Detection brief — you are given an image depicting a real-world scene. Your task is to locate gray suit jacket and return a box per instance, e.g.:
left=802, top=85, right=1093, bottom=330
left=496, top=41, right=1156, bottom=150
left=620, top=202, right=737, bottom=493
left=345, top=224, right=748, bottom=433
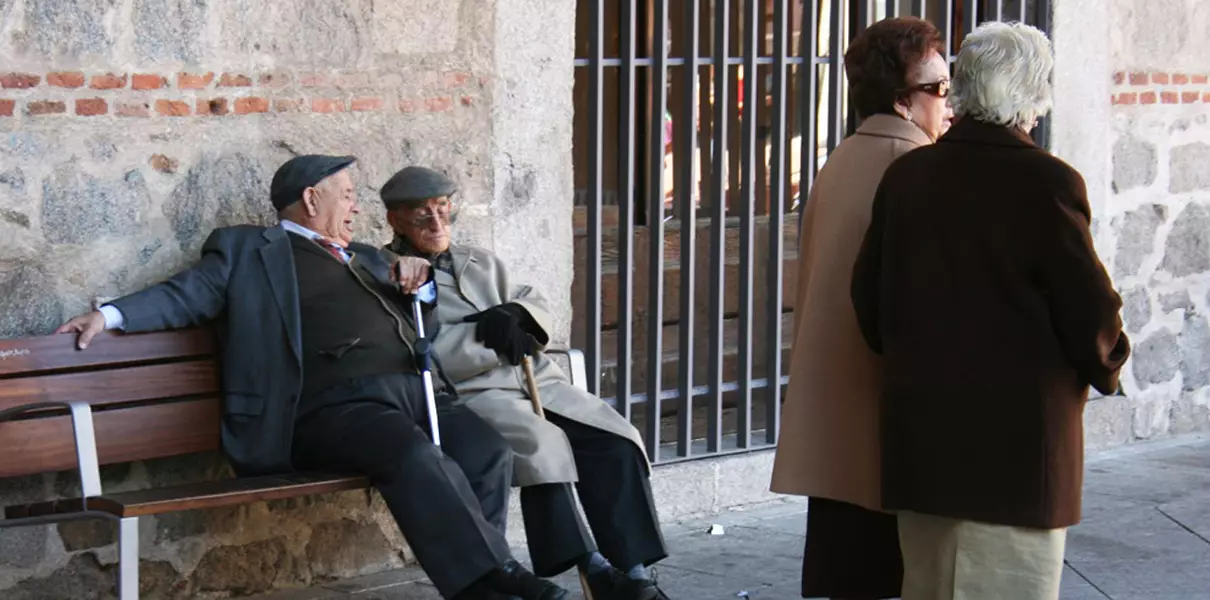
left=110, top=224, right=409, bottom=476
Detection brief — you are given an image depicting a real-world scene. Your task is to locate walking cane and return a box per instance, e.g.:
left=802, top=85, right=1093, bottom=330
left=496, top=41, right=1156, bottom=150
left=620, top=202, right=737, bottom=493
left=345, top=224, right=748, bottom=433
left=411, top=281, right=442, bottom=450
left=519, top=354, right=596, bottom=600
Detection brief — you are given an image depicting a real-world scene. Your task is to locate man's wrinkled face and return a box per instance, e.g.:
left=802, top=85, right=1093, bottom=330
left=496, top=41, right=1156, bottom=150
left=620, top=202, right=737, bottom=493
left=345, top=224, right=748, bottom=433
left=388, top=196, right=454, bottom=255
left=303, top=170, right=359, bottom=246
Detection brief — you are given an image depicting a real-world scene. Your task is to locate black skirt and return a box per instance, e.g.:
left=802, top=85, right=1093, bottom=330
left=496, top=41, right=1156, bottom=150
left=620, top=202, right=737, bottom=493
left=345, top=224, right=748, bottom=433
left=801, top=496, right=903, bottom=599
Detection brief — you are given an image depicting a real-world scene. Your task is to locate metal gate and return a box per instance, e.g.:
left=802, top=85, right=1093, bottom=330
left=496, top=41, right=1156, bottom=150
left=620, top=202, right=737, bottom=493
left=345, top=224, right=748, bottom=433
left=571, top=0, right=1052, bottom=464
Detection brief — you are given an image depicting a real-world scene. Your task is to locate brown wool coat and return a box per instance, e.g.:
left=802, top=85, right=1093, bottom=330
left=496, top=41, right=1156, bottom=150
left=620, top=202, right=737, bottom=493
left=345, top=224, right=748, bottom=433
left=769, top=114, right=933, bottom=511
left=850, top=117, right=1131, bottom=530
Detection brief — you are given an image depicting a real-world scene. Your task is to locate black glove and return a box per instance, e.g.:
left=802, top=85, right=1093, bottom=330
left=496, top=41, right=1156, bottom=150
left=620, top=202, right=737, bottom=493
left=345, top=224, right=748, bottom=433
left=462, top=303, right=537, bottom=366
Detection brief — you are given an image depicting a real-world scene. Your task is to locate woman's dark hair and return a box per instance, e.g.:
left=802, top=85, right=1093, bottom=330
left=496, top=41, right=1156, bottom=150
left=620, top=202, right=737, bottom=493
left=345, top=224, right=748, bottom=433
left=843, top=17, right=944, bottom=118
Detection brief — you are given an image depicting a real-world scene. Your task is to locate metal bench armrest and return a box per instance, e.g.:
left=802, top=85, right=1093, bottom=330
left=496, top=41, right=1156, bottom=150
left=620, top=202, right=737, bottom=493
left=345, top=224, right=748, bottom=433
left=0, top=401, right=103, bottom=498
left=541, top=346, right=589, bottom=393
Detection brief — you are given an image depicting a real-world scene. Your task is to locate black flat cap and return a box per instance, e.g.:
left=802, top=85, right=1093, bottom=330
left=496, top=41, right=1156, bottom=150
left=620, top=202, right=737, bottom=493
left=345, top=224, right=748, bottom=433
left=270, top=154, right=357, bottom=211
left=380, top=166, right=458, bottom=209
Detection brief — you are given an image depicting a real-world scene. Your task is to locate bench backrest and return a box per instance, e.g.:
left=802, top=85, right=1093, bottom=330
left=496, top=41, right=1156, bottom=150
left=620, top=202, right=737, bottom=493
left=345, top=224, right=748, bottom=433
left=0, top=329, right=222, bottom=479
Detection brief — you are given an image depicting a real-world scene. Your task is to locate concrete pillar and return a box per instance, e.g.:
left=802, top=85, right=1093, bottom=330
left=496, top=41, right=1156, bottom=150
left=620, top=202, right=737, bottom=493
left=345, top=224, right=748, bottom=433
left=484, top=0, right=578, bottom=345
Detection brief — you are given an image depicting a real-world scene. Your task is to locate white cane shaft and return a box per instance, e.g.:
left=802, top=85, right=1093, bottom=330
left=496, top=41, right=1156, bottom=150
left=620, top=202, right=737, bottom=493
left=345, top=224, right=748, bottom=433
left=422, top=371, right=441, bottom=447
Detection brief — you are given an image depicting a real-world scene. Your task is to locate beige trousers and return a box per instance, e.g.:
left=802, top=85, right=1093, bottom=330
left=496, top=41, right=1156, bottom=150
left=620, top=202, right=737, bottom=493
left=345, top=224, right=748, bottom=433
left=897, top=511, right=1067, bottom=600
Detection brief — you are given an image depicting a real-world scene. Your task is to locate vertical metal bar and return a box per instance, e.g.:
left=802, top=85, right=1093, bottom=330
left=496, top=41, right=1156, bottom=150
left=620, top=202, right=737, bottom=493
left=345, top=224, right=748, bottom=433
left=911, top=0, right=925, bottom=19
left=675, top=0, right=701, bottom=458
left=943, top=0, right=954, bottom=62
left=887, top=0, right=900, bottom=18
left=1019, top=0, right=1026, bottom=22
left=736, top=0, right=758, bottom=449
left=645, top=0, right=670, bottom=456
left=801, top=0, right=819, bottom=192
left=618, top=0, right=639, bottom=423
left=68, top=402, right=102, bottom=498
left=848, top=0, right=872, bottom=137
left=706, top=0, right=730, bottom=453
left=118, top=517, right=139, bottom=600
left=766, top=0, right=790, bottom=445
left=825, top=0, right=844, bottom=153
left=963, top=0, right=978, bottom=37
left=995, top=0, right=1003, bottom=21
left=1031, top=0, right=1052, bottom=149
left=585, top=0, right=605, bottom=396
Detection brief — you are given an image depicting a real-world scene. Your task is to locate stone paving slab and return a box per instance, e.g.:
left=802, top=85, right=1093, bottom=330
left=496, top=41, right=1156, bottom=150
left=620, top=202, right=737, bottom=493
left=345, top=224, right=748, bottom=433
left=251, top=434, right=1210, bottom=600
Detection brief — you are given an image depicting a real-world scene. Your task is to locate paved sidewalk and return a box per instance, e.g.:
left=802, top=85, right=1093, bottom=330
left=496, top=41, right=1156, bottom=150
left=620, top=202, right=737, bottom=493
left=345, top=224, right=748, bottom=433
left=254, top=433, right=1210, bottom=600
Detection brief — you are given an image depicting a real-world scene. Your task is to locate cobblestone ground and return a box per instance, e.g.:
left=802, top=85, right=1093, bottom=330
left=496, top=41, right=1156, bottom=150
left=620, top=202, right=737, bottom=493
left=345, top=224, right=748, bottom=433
left=253, top=434, right=1210, bottom=600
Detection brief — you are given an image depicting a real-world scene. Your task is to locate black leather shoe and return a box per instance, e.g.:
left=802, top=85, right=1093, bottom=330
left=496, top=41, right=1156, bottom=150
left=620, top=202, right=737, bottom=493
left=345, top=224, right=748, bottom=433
left=585, top=567, right=671, bottom=600
left=483, top=560, right=569, bottom=600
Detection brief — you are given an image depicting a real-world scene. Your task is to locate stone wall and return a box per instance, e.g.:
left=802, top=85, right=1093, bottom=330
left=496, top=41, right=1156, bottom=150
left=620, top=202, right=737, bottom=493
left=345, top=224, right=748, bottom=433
left=1053, top=0, right=1210, bottom=447
left=0, top=0, right=576, bottom=597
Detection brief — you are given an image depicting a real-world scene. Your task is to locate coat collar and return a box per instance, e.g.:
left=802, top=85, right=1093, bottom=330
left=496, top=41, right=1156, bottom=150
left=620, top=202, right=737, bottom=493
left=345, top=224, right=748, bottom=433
left=855, top=113, right=933, bottom=148
left=938, top=116, right=1037, bottom=149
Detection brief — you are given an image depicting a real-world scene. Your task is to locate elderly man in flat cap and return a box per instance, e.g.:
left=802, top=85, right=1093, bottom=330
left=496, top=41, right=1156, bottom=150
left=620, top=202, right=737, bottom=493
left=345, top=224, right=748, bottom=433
left=380, top=166, right=672, bottom=600
left=56, top=155, right=570, bottom=600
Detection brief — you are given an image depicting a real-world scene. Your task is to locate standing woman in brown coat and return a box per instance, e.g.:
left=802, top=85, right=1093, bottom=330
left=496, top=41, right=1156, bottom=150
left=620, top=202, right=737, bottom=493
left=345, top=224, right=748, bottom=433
left=769, top=17, right=952, bottom=600
left=851, top=22, right=1130, bottom=600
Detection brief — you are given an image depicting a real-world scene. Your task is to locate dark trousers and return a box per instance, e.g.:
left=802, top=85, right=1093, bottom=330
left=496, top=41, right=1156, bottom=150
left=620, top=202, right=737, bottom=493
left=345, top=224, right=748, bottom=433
left=292, top=374, right=514, bottom=599
left=801, top=497, right=903, bottom=599
left=520, top=412, right=668, bottom=577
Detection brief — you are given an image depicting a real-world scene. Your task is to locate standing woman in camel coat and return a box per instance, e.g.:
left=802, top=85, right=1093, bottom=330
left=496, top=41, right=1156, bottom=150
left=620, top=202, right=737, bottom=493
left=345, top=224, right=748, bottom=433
left=769, top=17, right=952, bottom=599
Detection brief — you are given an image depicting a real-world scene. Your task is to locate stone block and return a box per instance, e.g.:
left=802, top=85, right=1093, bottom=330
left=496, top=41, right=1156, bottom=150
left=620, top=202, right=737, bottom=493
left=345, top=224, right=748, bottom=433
left=1178, top=316, right=1210, bottom=390
left=4, top=553, right=113, bottom=600
left=1112, top=204, right=1166, bottom=279
left=1159, top=290, right=1195, bottom=313
left=133, top=0, right=206, bottom=61
left=649, top=460, right=717, bottom=520
left=18, top=0, right=114, bottom=58
left=58, top=519, right=116, bottom=551
left=193, top=537, right=309, bottom=595
left=1160, top=203, right=1210, bottom=277
left=1170, top=143, right=1210, bottom=194
left=0, top=477, right=51, bottom=569
left=0, top=263, right=65, bottom=338
left=155, top=506, right=242, bottom=543
left=217, top=0, right=376, bottom=66
left=1121, top=286, right=1151, bottom=334
left=0, top=208, right=30, bottom=228
left=715, top=451, right=781, bottom=510
left=1083, top=395, right=1135, bottom=450
left=164, top=153, right=277, bottom=252
left=1112, top=136, right=1157, bottom=192
left=305, top=519, right=399, bottom=579
left=140, top=560, right=191, bottom=599
left=1131, top=329, right=1180, bottom=389
left=41, top=167, right=149, bottom=245
left=1170, top=393, right=1210, bottom=435
left=0, top=166, right=25, bottom=191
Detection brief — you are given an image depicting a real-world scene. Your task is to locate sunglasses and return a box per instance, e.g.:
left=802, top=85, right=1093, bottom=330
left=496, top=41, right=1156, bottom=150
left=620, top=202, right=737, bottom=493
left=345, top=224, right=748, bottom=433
left=902, top=79, right=951, bottom=98
left=405, top=201, right=457, bottom=228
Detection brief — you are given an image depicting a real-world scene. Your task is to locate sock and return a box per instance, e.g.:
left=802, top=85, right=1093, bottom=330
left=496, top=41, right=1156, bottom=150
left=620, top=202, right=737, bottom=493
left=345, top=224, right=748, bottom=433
left=626, top=563, right=650, bottom=581
left=578, top=551, right=611, bottom=574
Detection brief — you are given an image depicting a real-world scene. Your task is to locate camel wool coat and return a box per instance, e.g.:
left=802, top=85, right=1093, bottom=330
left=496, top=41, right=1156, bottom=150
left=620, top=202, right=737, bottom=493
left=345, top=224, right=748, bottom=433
left=386, top=242, right=650, bottom=487
left=769, top=114, right=932, bottom=511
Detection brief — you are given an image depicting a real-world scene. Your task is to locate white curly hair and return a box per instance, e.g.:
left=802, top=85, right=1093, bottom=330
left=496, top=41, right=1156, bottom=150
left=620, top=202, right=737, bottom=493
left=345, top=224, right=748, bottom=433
left=950, top=21, right=1054, bottom=130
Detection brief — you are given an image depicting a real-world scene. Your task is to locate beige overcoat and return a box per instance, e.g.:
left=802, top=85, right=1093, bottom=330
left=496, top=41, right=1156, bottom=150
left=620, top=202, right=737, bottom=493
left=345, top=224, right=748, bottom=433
left=387, top=242, right=650, bottom=487
left=769, top=114, right=932, bottom=511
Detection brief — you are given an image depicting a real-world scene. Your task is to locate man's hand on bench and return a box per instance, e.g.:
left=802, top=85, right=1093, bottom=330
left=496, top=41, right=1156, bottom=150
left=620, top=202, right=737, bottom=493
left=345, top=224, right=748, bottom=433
left=55, top=311, right=106, bottom=350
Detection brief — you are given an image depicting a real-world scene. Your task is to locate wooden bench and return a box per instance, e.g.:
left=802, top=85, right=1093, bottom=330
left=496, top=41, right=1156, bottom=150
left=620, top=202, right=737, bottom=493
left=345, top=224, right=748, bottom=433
left=0, top=327, right=588, bottom=600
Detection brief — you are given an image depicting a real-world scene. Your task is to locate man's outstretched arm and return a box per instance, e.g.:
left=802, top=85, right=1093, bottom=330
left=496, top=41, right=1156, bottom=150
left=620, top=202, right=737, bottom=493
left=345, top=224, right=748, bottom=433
left=55, top=229, right=235, bottom=349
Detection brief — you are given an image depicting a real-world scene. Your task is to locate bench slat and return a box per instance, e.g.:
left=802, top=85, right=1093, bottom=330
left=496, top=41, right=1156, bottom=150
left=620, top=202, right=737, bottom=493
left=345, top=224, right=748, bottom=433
left=2, top=473, right=370, bottom=520
left=0, top=360, right=220, bottom=412
left=0, top=398, right=220, bottom=478
left=0, top=329, right=214, bottom=378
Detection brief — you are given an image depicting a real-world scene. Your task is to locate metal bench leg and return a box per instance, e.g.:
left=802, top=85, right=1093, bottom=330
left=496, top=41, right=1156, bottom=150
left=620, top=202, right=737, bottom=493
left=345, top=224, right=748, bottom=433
left=118, top=517, right=139, bottom=600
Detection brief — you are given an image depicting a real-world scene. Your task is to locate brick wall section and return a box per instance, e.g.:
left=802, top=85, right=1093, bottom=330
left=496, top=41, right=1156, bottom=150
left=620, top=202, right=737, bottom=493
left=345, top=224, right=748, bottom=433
left=0, top=69, right=483, bottom=119
left=1112, top=70, right=1210, bottom=106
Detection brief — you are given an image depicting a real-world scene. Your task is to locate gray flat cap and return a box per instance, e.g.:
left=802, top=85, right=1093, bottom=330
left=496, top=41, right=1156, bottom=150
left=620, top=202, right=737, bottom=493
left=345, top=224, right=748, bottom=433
left=380, top=166, right=458, bottom=208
